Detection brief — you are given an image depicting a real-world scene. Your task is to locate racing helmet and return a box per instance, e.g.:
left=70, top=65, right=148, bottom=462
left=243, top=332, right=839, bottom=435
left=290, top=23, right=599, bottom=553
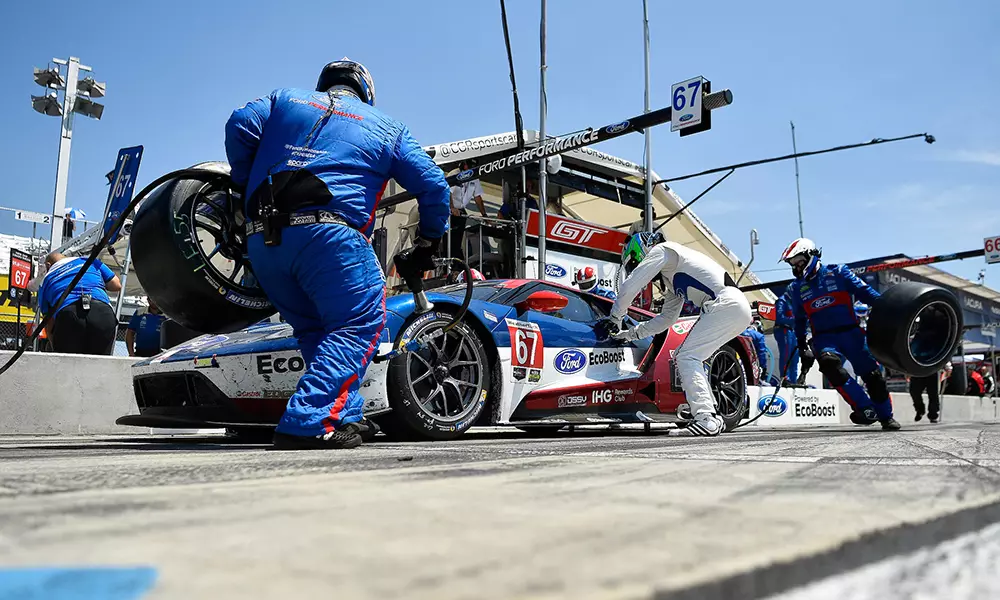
left=573, top=267, right=598, bottom=291
left=457, top=268, right=486, bottom=283
left=780, top=237, right=822, bottom=279
left=621, top=231, right=664, bottom=277
left=316, top=58, right=376, bottom=106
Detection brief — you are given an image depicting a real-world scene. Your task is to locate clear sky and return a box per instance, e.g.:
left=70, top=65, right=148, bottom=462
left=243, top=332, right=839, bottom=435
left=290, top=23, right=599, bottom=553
left=1, top=0, right=998, bottom=284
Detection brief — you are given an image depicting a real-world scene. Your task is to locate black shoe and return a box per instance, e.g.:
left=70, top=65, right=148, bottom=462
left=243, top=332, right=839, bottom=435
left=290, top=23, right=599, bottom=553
left=343, top=418, right=380, bottom=443
left=914, top=411, right=924, bottom=422
left=929, top=415, right=939, bottom=424
left=272, top=430, right=362, bottom=450
left=850, top=410, right=877, bottom=426
left=880, top=418, right=902, bottom=431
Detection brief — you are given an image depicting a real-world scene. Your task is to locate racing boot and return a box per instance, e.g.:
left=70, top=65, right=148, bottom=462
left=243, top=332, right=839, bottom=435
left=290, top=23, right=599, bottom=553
left=678, top=414, right=724, bottom=437
left=849, top=407, right=878, bottom=426
left=880, top=417, right=902, bottom=431
left=272, top=429, right=362, bottom=450
left=344, top=418, right=380, bottom=443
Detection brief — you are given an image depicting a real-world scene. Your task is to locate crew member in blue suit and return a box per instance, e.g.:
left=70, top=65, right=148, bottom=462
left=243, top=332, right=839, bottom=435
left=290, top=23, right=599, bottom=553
left=38, top=251, right=122, bottom=355
left=743, top=319, right=776, bottom=385
left=773, top=290, right=801, bottom=382
left=226, top=59, right=451, bottom=449
left=780, top=238, right=900, bottom=431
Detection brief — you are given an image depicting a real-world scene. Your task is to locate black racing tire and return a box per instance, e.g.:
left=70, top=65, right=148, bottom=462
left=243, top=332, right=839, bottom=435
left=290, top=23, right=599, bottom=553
left=709, top=344, right=748, bottom=432
left=378, top=312, right=491, bottom=441
left=131, top=162, right=274, bottom=334
left=867, top=282, right=962, bottom=377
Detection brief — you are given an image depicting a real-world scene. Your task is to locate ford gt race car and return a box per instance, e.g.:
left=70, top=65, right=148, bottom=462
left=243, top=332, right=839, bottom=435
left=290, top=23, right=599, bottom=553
left=119, top=279, right=762, bottom=440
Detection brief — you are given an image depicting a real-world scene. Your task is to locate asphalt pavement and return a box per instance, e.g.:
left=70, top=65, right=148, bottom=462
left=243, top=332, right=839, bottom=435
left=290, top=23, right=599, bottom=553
left=2, top=421, right=1000, bottom=599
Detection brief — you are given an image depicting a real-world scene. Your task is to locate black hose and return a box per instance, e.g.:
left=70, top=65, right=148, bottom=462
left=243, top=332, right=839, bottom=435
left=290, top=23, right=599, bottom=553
left=0, top=168, right=222, bottom=377
left=732, top=346, right=800, bottom=430
left=441, top=257, right=474, bottom=335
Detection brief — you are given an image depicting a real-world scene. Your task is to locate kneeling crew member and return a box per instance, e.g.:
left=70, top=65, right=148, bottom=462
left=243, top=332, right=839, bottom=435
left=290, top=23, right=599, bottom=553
left=780, top=238, right=900, bottom=431
left=37, top=252, right=122, bottom=355
left=602, top=233, right=752, bottom=437
left=226, top=58, right=450, bottom=450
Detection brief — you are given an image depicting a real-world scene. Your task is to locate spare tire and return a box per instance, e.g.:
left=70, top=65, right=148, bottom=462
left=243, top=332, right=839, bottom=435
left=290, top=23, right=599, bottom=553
left=867, top=282, right=962, bottom=377
left=131, top=162, right=274, bottom=333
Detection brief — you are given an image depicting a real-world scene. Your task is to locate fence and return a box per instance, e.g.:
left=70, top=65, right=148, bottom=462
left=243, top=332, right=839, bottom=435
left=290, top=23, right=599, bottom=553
left=0, top=319, right=131, bottom=357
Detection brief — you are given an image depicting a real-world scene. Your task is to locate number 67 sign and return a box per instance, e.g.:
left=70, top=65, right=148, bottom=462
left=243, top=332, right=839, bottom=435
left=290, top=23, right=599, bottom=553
left=986, top=235, right=1000, bottom=265
left=671, top=76, right=705, bottom=132
left=506, top=319, right=544, bottom=369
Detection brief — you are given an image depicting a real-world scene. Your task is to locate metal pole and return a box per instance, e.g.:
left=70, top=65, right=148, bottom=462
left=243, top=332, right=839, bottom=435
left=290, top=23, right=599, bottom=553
left=537, top=0, right=548, bottom=280
left=16, top=302, right=21, bottom=350
left=518, top=167, right=527, bottom=278
left=791, top=121, right=804, bottom=238
left=642, top=0, right=654, bottom=233
left=113, top=241, right=132, bottom=320
left=49, top=57, right=82, bottom=251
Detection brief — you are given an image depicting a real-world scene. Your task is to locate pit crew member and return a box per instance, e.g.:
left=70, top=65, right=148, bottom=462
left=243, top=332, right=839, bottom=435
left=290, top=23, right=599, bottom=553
left=743, top=319, right=776, bottom=385
left=773, top=289, right=803, bottom=383
left=602, top=233, right=752, bottom=436
left=226, top=58, right=450, bottom=449
left=780, top=238, right=900, bottom=431
left=37, top=251, right=122, bottom=355
left=573, top=266, right=616, bottom=300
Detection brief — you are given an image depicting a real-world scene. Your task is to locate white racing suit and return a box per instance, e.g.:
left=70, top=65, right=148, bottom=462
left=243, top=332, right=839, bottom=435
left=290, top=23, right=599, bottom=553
left=610, top=242, right=752, bottom=419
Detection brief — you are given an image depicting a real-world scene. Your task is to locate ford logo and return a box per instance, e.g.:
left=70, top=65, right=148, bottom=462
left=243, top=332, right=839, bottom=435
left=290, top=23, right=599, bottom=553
left=545, top=264, right=567, bottom=278
left=679, top=114, right=694, bottom=122
left=457, top=169, right=476, bottom=181
left=811, top=296, right=836, bottom=309
left=605, top=121, right=629, bottom=134
left=554, top=349, right=586, bottom=374
left=758, top=395, right=787, bottom=417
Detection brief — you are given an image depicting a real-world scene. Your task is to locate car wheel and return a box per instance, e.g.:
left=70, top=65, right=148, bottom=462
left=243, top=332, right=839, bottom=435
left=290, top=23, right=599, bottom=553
left=379, top=312, right=491, bottom=441
left=867, top=282, right=962, bottom=377
left=131, top=162, right=275, bottom=333
left=709, top=344, right=748, bottom=432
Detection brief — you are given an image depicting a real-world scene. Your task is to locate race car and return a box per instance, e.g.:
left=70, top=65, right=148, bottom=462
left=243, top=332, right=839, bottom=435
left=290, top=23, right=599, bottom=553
left=119, top=279, right=763, bottom=440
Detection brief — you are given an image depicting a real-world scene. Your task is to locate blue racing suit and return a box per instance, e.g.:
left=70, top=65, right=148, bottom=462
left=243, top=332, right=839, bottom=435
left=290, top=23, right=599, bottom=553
left=773, top=290, right=799, bottom=382
left=788, top=263, right=892, bottom=420
left=226, top=88, right=450, bottom=437
left=591, top=286, right=616, bottom=300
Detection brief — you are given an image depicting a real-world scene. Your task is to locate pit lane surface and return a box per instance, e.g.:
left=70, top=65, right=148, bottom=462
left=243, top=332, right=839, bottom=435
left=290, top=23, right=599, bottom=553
left=2, top=422, right=1000, bottom=599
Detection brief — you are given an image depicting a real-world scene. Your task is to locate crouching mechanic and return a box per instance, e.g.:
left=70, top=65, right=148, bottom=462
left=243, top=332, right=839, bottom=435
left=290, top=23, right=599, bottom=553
left=780, top=238, right=900, bottom=431
left=225, top=59, right=450, bottom=450
left=600, top=233, right=752, bottom=436
left=573, top=266, right=616, bottom=300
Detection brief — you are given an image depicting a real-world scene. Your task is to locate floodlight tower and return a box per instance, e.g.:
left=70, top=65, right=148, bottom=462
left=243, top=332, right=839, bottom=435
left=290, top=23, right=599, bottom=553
left=31, top=56, right=105, bottom=250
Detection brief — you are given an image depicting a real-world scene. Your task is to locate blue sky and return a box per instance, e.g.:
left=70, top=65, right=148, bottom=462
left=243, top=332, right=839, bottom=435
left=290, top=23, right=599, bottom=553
left=1, top=0, right=998, bottom=284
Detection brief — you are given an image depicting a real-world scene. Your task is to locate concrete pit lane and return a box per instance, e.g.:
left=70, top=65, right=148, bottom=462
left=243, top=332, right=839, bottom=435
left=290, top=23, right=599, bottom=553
left=2, top=422, right=1000, bottom=599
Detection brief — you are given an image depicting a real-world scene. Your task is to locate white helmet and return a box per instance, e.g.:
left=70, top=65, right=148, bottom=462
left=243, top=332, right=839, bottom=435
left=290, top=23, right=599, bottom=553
left=457, top=268, right=486, bottom=283
left=780, top=237, right=822, bottom=278
left=573, top=266, right=598, bottom=292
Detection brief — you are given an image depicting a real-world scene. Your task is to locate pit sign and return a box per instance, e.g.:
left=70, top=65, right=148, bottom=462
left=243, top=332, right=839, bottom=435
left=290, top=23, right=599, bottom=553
left=986, top=235, right=1000, bottom=265
left=103, top=146, right=144, bottom=245
left=671, top=76, right=705, bottom=132
left=14, top=210, right=50, bottom=225
left=8, top=249, right=33, bottom=300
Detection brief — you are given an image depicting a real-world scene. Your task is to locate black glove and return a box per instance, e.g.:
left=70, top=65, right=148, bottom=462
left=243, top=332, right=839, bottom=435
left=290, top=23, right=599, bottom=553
left=798, top=342, right=814, bottom=363
left=594, top=317, right=621, bottom=341
left=394, top=235, right=440, bottom=293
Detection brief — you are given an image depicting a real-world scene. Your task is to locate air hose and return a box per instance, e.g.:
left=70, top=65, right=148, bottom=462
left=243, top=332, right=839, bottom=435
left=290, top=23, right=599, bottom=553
left=0, top=168, right=215, bottom=378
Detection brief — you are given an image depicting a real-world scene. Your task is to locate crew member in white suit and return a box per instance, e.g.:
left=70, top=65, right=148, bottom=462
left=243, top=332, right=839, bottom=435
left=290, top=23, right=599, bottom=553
left=604, top=233, right=752, bottom=436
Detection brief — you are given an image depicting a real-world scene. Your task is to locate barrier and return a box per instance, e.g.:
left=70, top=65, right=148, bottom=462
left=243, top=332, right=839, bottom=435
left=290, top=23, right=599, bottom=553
left=886, top=392, right=997, bottom=423
left=0, top=351, right=143, bottom=435
left=746, top=386, right=843, bottom=427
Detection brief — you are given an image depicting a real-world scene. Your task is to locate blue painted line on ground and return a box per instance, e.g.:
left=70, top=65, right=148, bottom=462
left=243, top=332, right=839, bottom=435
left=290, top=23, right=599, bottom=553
left=0, top=567, right=157, bottom=600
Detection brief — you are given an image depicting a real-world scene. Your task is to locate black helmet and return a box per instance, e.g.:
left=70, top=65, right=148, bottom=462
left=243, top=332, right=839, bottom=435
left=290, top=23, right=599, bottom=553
left=316, top=57, right=376, bottom=106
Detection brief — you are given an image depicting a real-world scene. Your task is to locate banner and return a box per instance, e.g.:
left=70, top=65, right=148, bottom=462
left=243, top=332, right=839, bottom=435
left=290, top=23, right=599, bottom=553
left=102, top=146, right=144, bottom=245
left=8, top=249, right=32, bottom=304
left=0, top=275, right=36, bottom=323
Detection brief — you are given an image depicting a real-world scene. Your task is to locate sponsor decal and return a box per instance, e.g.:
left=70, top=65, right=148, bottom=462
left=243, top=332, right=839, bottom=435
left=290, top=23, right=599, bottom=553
left=513, top=366, right=527, bottom=381
left=810, top=296, right=836, bottom=310
left=483, top=310, right=498, bottom=323
left=591, top=388, right=633, bottom=404
left=474, top=129, right=601, bottom=176
left=671, top=320, right=695, bottom=335
left=289, top=213, right=317, bottom=226
left=256, top=354, right=305, bottom=375
left=225, top=291, right=271, bottom=309
left=193, top=356, right=219, bottom=369
left=794, top=402, right=836, bottom=418
left=757, top=303, right=776, bottom=321
left=757, top=395, right=788, bottom=417
left=588, top=349, right=625, bottom=366
left=437, top=133, right=518, bottom=158
left=549, top=220, right=605, bottom=244
left=400, top=311, right=439, bottom=347
left=554, top=349, right=587, bottom=374
left=506, top=319, right=543, bottom=369
left=262, top=389, right=295, bottom=399
left=614, top=388, right=634, bottom=401
left=557, top=394, right=587, bottom=408
left=235, top=390, right=263, bottom=398
left=679, top=113, right=694, bottom=122
left=964, top=296, right=984, bottom=311
left=544, top=263, right=567, bottom=278
left=605, top=120, right=630, bottom=134
left=528, top=369, right=541, bottom=383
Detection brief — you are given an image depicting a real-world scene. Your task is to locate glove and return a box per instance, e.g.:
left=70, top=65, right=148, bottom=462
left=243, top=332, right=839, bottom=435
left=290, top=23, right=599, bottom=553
left=612, top=327, right=641, bottom=342
left=798, top=343, right=814, bottom=363
left=594, top=317, right=621, bottom=341
left=393, top=235, right=440, bottom=293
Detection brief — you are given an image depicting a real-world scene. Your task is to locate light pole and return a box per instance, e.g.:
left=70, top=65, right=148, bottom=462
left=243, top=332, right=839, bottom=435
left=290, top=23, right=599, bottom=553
left=31, top=56, right=105, bottom=251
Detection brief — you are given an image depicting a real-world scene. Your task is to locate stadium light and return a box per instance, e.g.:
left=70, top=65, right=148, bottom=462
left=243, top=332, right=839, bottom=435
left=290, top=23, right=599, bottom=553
left=31, top=56, right=106, bottom=250
left=31, top=92, right=62, bottom=116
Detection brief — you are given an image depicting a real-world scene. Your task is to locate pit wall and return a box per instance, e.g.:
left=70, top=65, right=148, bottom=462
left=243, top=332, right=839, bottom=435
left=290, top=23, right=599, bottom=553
left=0, top=351, right=144, bottom=435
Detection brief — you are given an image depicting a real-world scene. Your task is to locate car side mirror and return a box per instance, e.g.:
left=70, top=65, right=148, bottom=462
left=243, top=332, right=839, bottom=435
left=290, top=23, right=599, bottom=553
left=516, top=290, right=569, bottom=314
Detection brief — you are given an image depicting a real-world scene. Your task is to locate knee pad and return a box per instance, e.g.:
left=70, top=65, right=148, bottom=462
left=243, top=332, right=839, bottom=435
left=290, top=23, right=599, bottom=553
left=861, top=371, right=890, bottom=403
left=817, top=352, right=851, bottom=387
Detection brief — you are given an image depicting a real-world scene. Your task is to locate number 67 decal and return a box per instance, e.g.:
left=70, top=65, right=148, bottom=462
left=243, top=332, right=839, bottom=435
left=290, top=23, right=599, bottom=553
left=506, top=319, right=544, bottom=369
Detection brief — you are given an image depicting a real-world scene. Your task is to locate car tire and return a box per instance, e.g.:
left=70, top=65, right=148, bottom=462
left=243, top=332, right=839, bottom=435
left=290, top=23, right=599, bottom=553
left=131, top=162, right=274, bottom=334
left=708, top=344, right=748, bottom=432
left=378, top=312, right=491, bottom=441
left=867, top=282, right=962, bottom=377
